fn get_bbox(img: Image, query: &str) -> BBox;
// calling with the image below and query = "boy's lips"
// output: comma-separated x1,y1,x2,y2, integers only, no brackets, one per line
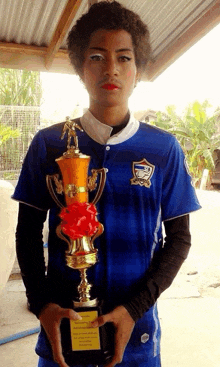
101,83,119,90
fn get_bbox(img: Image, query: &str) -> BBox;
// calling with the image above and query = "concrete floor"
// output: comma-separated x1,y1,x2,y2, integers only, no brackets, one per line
0,279,39,367
0,189,220,367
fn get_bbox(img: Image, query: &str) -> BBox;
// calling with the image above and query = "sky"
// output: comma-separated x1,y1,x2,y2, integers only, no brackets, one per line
40,22,220,122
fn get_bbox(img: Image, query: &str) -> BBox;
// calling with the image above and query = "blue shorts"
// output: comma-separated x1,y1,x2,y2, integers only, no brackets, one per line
38,355,161,367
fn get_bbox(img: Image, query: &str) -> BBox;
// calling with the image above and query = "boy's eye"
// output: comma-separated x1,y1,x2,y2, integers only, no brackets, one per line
89,54,104,61
119,56,132,62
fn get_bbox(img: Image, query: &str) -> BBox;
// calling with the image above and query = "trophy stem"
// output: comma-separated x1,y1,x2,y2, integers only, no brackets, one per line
78,268,92,303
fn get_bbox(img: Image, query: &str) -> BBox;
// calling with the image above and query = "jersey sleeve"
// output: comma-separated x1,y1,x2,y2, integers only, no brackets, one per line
12,130,53,211
161,137,201,221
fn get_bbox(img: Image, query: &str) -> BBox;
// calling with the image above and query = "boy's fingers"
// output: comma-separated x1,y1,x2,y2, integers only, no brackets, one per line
47,323,69,367
59,308,82,321
92,313,112,328
51,308,81,366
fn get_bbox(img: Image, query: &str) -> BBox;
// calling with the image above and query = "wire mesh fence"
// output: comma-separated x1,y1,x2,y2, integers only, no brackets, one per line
0,104,86,181
0,105,41,180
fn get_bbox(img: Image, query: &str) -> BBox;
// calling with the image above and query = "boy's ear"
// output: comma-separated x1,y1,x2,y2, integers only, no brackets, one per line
135,71,141,87
79,70,84,83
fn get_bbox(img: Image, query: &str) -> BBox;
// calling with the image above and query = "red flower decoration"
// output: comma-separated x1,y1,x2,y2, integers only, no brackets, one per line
59,202,99,240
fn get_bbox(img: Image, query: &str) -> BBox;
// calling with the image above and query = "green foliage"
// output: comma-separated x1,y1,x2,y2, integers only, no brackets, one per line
150,101,220,186
2,171,18,180
0,68,42,106
0,68,42,178
0,123,20,146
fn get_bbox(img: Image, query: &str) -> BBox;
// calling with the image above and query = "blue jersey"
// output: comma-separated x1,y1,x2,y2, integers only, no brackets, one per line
13,121,201,365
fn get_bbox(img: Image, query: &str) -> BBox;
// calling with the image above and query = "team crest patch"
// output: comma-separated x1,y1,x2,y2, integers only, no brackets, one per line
130,159,155,188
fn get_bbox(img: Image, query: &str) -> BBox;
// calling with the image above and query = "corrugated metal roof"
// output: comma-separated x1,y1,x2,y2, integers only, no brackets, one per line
0,0,69,46
0,0,219,79
147,0,216,58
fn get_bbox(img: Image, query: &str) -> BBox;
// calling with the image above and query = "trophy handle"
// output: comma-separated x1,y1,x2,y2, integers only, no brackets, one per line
46,174,64,209
56,224,71,250
91,222,104,245
91,168,107,205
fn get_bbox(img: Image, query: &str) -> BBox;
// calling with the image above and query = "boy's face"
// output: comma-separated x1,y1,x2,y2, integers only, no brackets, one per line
82,29,139,111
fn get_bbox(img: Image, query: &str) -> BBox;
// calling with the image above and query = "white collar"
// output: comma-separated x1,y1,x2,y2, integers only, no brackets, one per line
80,109,139,145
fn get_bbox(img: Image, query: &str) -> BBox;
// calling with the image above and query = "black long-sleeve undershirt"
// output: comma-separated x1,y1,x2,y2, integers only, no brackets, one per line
123,215,191,321
16,204,49,317
16,203,191,321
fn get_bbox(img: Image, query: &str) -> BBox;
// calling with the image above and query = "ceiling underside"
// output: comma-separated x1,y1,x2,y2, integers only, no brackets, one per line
0,0,220,80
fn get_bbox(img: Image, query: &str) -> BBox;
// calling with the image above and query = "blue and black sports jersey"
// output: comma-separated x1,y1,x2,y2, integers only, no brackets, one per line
13,121,201,364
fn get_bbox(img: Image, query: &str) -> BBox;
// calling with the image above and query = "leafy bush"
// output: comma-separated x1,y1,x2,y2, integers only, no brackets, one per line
150,101,220,187
0,68,42,178
0,69,41,106
0,123,20,146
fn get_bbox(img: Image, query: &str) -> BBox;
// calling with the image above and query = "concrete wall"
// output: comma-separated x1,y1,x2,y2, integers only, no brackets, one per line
0,180,18,293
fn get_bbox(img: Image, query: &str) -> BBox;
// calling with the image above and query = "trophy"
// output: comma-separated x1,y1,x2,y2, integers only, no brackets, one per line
46,117,113,365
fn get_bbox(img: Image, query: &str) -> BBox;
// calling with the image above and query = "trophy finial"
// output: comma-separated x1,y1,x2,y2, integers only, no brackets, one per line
61,116,83,153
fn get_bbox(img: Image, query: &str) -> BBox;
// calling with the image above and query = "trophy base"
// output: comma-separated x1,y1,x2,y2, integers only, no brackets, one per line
61,302,114,366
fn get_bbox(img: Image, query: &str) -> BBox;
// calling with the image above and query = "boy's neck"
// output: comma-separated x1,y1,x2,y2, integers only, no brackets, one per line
89,104,129,127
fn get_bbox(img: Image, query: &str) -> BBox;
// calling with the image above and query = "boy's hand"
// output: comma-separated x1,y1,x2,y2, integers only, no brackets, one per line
92,305,135,367
39,303,82,367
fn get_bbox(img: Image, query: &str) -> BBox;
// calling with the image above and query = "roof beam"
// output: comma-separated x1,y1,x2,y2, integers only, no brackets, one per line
0,43,72,74
147,0,220,81
0,42,47,56
45,0,82,69
88,0,99,6
0,42,69,59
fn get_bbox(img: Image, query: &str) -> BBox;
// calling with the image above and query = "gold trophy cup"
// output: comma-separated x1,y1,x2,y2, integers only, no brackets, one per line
46,117,113,365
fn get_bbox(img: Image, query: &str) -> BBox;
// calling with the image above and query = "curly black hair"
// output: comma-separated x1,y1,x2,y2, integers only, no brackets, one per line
67,1,151,78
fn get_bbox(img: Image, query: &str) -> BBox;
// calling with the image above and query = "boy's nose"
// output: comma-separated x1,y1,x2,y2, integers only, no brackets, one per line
104,58,119,76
